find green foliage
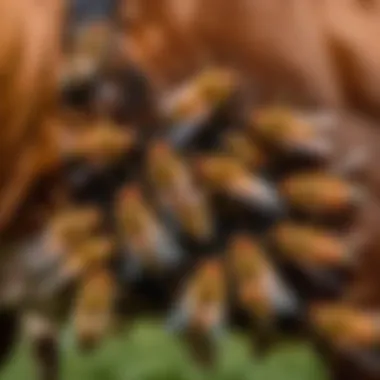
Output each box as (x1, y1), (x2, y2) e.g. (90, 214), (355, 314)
(0, 320), (328, 380)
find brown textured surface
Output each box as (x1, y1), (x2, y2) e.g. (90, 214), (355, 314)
(121, 0), (380, 115)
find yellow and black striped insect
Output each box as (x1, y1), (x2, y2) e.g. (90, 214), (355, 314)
(116, 185), (183, 273)
(271, 223), (351, 268)
(280, 172), (364, 217)
(73, 267), (117, 350)
(249, 107), (330, 159)
(167, 258), (227, 367)
(147, 141), (214, 241)
(194, 155), (282, 215)
(164, 68), (237, 123)
(310, 303), (380, 349)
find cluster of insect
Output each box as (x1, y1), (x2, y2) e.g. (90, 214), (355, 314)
(15, 18), (380, 374)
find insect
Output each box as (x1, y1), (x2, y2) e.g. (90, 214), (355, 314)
(280, 172), (364, 217)
(194, 155), (282, 215)
(271, 223), (353, 268)
(167, 258), (226, 367)
(116, 185), (183, 277)
(249, 107), (331, 160)
(73, 267), (117, 350)
(146, 141), (214, 242)
(310, 303), (380, 350)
